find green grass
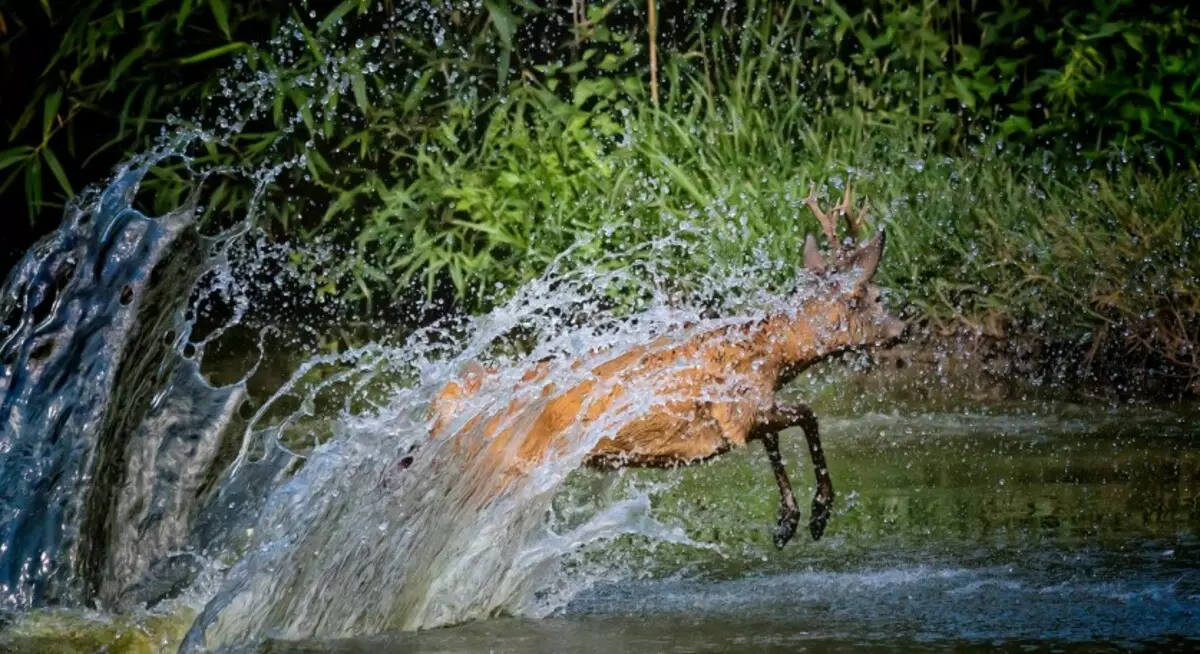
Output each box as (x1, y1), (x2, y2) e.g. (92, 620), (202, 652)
(315, 34), (1199, 390)
(9, 1), (1197, 392)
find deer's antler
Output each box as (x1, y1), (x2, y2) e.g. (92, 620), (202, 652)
(802, 184), (874, 274)
(804, 185), (867, 247)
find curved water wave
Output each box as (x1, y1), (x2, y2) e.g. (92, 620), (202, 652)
(0, 162), (251, 610)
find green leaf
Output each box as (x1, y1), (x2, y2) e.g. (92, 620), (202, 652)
(0, 168), (22, 199)
(307, 149), (333, 176)
(118, 87), (139, 134)
(484, 0), (517, 49)
(272, 91), (285, 126)
(137, 85), (157, 135)
(137, 0), (164, 14)
(997, 114), (1033, 135)
(449, 258), (465, 296)
(41, 148), (72, 196)
(209, 0), (231, 39)
(1174, 100), (1200, 115)
(402, 70), (433, 114)
(0, 147), (33, 172)
(10, 94), (37, 141)
(292, 13), (325, 64)
(41, 90), (61, 141)
(352, 72), (369, 112)
(1084, 21), (1125, 41)
(319, 0), (359, 33)
(1122, 32), (1144, 54)
(449, 219), (520, 246)
(950, 75), (976, 109)
(177, 0), (194, 32)
(289, 89), (316, 134)
(176, 42), (248, 64)
(110, 45), (146, 88)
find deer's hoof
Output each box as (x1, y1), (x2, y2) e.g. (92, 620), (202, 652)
(773, 509), (800, 549)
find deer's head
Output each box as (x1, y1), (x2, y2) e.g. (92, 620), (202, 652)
(798, 186), (906, 352)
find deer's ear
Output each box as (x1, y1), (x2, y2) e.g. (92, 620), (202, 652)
(852, 229), (886, 286)
(803, 234), (825, 272)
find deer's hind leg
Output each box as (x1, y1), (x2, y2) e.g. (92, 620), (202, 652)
(757, 430), (801, 549)
(751, 403), (833, 547)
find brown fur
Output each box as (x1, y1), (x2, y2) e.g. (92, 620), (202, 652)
(427, 190), (905, 545)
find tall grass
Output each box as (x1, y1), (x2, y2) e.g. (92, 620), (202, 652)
(4, 0), (1197, 390)
(320, 8), (1200, 389)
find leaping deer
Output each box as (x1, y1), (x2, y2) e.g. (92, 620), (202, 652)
(428, 186), (905, 547)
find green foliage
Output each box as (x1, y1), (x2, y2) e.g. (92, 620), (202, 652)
(2, 0), (1198, 384)
(1011, 1), (1200, 162)
(0, 0), (311, 219)
(680, 0), (1200, 160)
(5, 0), (1198, 228)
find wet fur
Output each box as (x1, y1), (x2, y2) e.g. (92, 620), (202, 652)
(425, 196), (904, 546)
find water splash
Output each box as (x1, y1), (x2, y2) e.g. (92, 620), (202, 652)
(0, 159), (242, 609)
(178, 226), (821, 648)
(0, 7), (880, 650)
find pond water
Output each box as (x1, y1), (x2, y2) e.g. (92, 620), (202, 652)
(243, 397), (1199, 653)
(0, 380), (1196, 652)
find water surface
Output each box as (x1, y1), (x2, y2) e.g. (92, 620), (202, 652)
(254, 399), (1200, 653)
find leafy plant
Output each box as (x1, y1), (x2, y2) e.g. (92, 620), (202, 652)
(2, 0), (1198, 389)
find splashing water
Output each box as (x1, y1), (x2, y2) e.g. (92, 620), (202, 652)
(180, 224), (821, 648)
(0, 159), (247, 610)
(0, 153), (816, 645)
(0, 14), (826, 643)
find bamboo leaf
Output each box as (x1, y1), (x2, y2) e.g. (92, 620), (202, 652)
(449, 218), (520, 246)
(292, 14), (325, 64)
(402, 70), (433, 114)
(42, 90), (61, 141)
(82, 131), (129, 167)
(209, 0), (231, 39)
(352, 72), (369, 112)
(10, 94), (38, 141)
(119, 87), (139, 134)
(137, 85), (157, 135)
(110, 45), (146, 88)
(177, 0), (194, 32)
(0, 168), (21, 199)
(0, 147), (33, 172)
(319, 0), (359, 32)
(449, 258), (465, 296)
(41, 148), (72, 197)
(25, 159), (42, 219)
(176, 42), (248, 64)
(484, 0), (516, 49)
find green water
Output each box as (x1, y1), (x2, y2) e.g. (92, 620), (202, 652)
(3, 397), (1198, 653)
(251, 397), (1199, 653)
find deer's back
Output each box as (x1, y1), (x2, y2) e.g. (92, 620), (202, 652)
(428, 322), (776, 483)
